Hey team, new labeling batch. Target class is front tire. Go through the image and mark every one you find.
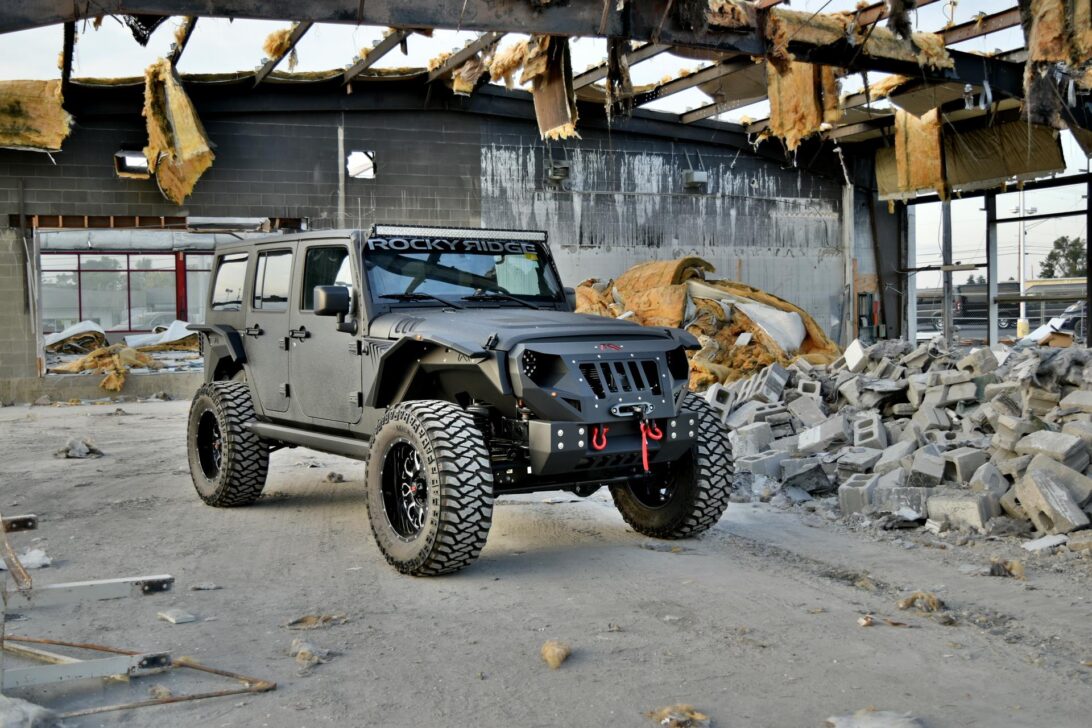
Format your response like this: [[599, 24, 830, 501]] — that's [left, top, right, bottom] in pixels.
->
[[610, 393, 731, 539], [187, 381, 269, 507], [365, 400, 494, 575]]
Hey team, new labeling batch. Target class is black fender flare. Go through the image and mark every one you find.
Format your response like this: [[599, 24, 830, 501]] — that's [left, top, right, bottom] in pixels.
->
[[188, 324, 247, 379], [366, 335, 488, 409]]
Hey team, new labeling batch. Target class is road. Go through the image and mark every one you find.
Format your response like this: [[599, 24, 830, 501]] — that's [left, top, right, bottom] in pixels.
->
[[1, 400, 1089, 727]]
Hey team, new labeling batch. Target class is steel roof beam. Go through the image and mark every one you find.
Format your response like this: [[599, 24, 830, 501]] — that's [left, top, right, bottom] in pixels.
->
[[425, 31, 503, 83], [343, 28, 410, 85], [254, 20, 313, 86], [573, 42, 669, 90]]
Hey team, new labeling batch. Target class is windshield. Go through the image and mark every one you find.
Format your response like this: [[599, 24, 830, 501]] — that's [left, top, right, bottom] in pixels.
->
[[363, 238, 564, 305]]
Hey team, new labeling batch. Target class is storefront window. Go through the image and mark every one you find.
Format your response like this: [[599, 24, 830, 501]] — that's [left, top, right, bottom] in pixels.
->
[[40, 252, 184, 333]]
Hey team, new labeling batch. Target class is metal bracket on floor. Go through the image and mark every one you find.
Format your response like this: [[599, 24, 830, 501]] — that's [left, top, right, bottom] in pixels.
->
[[1, 511, 175, 691]]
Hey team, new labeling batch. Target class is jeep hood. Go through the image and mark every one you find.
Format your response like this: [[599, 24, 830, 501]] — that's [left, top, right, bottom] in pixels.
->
[[369, 307, 694, 354]]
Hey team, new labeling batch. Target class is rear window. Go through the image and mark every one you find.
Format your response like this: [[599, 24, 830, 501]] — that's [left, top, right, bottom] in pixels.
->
[[210, 253, 248, 311], [253, 250, 293, 311]]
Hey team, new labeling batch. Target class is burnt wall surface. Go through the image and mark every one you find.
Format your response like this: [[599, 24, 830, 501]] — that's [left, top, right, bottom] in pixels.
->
[[0, 82, 850, 376]]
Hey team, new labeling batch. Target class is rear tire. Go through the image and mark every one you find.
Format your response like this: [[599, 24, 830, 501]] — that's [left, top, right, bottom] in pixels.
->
[[365, 400, 494, 575], [187, 381, 269, 507], [610, 393, 731, 539]]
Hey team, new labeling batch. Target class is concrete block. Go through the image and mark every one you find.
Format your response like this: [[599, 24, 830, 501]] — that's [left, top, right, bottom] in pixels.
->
[[874, 440, 917, 475], [911, 405, 950, 432], [984, 381, 1020, 401], [797, 414, 849, 455], [992, 414, 1040, 451], [991, 393, 1023, 418], [889, 403, 916, 417], [922, 430, 959, 449], [999, 485, 1027, 520], [956, 348, 999, 375], [942, 381, 977, 405], [1061, 390, 1092, 414], [724, 401, 762, 429], [938, 369, 974, 385], [969, 462, 1009, 498], [907, 450, 945, 488], [838, 473, 879, 515], [703, 383, 735, 424], [907, 374, 930, 408], [922, 385, 947, 406], [1016, 468, 1091, 534], [736, 450, 788, 479], [927, 491, 998, 531], [1014, 430, 1088, 471], [746, 363, 789, 404], [791, 357, 815, 374], [1024, 454, 1092, 508], [796, 379, 821, 398], [769, 435, 800, 453], [837, 376, 863, 407], [1024, 387, 1060, 417], [996, 453, 1032, 479], [869, 357, 895, 379], [1061, 420, 1092, 448], [872, 484, 932, 515], [844, 339, 869, 373], [943, 446, 989, 483], [972, 374, 999, 400], [781, 457, 832, 493], [852, 412, 887, 449], [729, 422, 773, 458], [837, 447, 883, 474], [899, 343, 931, 370], [898, 422, 925, 446], [788, 395, 826, 428]]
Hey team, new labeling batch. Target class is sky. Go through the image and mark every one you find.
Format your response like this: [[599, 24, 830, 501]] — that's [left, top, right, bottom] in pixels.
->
[[0, 0, 1087, 290]]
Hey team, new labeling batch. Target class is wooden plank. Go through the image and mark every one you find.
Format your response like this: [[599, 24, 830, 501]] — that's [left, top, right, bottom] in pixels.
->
[[343, 29, 410, 84], [253, 20, 314, 86], [426, 31, 504, 83], [573, 42, 669, 90]]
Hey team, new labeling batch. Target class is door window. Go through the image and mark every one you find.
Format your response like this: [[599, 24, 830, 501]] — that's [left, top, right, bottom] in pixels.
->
[[253, 250, 293, 311], [301, 247, 352, 310], [210, 253, 248, 311]]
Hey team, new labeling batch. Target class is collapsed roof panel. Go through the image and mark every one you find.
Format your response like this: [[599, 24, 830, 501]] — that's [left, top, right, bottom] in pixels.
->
[[0, 79, 71, 152]]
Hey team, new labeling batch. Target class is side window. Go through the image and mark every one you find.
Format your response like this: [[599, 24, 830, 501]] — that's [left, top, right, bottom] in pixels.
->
[[301, 246, 352, 310], [252, 250, 293, 311], [210, 253, 248, 311]]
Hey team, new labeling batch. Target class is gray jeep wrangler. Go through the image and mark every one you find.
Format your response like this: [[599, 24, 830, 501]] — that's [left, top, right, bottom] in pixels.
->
[[187, 225, 731, 575]]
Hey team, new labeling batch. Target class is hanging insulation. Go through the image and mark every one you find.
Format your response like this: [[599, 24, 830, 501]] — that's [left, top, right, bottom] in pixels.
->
[[263, 25, 299, 70], [1025, 0, 1070, 63], [489, 39, 530, 88], [0, 79, 73, 152], [142, 58, 215, 205], [767, 61, 828, 151], [894, 108, 945, 198], [451, 54, 486, 96]]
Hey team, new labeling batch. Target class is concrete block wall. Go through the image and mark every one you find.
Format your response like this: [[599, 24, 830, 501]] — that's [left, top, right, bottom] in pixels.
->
[[0, 227, 38, 380]]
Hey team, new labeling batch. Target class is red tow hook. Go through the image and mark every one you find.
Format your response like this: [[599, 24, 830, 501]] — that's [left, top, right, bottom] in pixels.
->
[[591, 425, 609, 451], [639, 419, 663, 472]]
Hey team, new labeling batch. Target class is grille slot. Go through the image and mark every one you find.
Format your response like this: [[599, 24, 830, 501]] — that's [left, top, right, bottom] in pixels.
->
[[580, 359, 663, 399]]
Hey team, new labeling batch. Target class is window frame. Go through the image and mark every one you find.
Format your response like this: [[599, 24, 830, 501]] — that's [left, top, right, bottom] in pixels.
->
[[39, 250, 182, 333], [299, 244, 353, 312], [251, 249, 294, 313], [209, 252, 250, 313]]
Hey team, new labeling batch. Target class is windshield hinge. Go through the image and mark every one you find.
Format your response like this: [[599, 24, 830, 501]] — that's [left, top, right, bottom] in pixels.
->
[[482, 332, 499, 350]]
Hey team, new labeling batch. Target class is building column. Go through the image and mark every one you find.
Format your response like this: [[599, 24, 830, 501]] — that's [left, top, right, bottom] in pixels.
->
[[985, 192, 999, 347], [941, 200, 954, 348]]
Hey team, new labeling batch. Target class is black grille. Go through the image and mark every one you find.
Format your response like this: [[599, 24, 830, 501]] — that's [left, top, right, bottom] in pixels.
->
[[579, 359, 662, 399]]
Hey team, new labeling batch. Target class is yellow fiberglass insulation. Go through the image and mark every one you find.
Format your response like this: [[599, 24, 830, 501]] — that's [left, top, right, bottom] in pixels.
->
[[705, 0, 751, 29], [0, 79, 73, 152], [489, 39, 530, 88], [767, 61, 825, 152], [1026, 0, 1070, 63], [894, 108, 944, 198], [142, 59, 215, 205], [452, 54, 487, 95]]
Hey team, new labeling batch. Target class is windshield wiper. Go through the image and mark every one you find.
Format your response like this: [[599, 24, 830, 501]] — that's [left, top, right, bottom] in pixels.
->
[[380, 293, 462, 309], [461, 290, 540, 310]]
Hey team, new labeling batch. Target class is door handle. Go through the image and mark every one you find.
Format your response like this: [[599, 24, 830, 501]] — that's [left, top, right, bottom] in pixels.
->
[[289, 327, 310, 340], [244, 325, 263, 337]]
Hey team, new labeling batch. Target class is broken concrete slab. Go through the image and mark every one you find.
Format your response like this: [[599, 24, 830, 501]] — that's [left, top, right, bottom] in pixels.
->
[[1024, 454, 1092, 508], [969, 462, 1009, 498], [1016, 467, 1091, 534], [788, 394, 826, 427], [1060, 389, 1092, 414], [956, 348, 999, 375], [797, 414, 849, 455], [1014, 430, 1089, 471], [927, 491, 998, 532], [911, 405, 949, 432], [1021, 534, 1069, 552], [874, 440, 917, 475]]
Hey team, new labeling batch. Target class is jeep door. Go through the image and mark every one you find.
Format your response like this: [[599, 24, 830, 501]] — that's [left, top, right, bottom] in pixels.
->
[[245, 244, 296, 413], [289, 241, 363, 424]]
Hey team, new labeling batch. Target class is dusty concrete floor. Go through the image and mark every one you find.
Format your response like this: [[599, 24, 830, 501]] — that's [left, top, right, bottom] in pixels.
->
[[1, 400, 1089, 727]]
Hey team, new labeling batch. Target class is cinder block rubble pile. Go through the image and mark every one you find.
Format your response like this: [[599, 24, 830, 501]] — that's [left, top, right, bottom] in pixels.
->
[[706, 339, 1092, 550]]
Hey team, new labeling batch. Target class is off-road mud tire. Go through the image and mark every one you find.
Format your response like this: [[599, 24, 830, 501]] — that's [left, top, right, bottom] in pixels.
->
[[187, 381, 269, 507], [365, 400, 494, 576], [610, 393, 731, 539]]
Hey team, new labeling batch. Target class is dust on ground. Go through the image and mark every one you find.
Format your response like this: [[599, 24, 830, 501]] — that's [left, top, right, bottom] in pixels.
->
[[0, 401, 1088, 727]]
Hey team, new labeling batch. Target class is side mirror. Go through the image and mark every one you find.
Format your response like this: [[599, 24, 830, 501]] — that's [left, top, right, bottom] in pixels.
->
[[563, 286, 577, 312], [314, 285, 350, 317]]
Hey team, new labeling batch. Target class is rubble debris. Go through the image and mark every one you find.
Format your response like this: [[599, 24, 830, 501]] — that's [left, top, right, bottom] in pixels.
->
[[0, 547, 52, 570], [289, 638, 331, 670], [575, 257, 839, 389], [148, 684, 173, 700], [189, 582, 222, 591], [157, 608, 197, 624], [824, 709, 926, 728], [143, 58, 215, 204], [285, 613, 349, 630], [1022, 533, 1069, 552], [897, 591, 944, 613], [646, 704, 710, 728], [0, 79, 73, 152], [540, 640, 572, 669], [49, 342, 164, 392], [0, 695, 60, 728], [43, 320, 108, 354], [54, 436, 103, 459]]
